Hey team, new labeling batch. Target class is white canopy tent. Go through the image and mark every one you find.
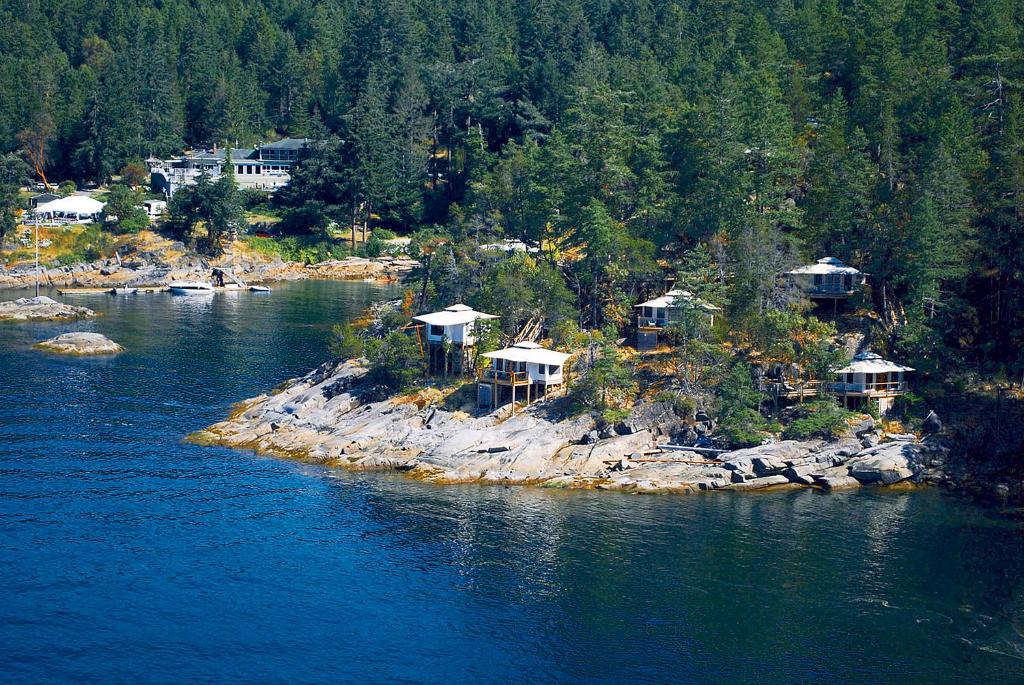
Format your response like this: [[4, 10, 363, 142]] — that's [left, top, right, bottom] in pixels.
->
[[32, 196, 105, 224]]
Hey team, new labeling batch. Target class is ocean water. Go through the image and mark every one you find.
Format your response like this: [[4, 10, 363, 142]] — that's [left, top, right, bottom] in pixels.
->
[[0, 281, 1022, 684]]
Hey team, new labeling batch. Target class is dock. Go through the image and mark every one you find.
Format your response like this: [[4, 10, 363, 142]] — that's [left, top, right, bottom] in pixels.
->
[[58, 286, 167, 295]]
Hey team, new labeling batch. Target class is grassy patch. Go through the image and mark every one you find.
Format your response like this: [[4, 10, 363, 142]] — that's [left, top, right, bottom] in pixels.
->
[[242, 234, 351, 263]]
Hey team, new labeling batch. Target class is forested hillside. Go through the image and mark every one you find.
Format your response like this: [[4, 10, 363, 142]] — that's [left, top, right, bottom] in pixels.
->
[[2, 0, 1023, 378]]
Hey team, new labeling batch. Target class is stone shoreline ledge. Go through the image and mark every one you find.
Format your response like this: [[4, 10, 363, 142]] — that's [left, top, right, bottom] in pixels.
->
[[192, 359, 950, 495]]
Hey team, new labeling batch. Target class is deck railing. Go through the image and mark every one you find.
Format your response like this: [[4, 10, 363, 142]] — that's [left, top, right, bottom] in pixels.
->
[[833, 380, 908, 394], [478, 369, 530, 384]]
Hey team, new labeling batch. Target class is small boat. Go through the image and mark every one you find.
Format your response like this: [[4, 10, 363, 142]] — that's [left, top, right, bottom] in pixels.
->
[[109, 287, 138, 295], [168, 280, 215, 295], [249, 284, 272, 292]]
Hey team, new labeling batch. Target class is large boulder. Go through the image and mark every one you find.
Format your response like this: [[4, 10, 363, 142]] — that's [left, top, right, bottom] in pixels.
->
[[847, 442, 918, 484], [0, 296, 95, 322], [34, 332, 123, 355], [921, 410, 942, 434]]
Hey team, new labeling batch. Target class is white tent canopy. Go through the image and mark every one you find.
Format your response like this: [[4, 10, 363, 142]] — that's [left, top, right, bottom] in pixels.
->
[[33, 195, 105, 217], [786, 257, 863, 276], [482, 341, 570, 367], [834, 351, 914, 375]]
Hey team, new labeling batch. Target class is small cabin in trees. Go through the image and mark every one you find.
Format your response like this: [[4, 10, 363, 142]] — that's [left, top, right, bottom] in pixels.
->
[[833, 352, 913, 415], [634, 289, 720, 350], [785, 258, 865, 302], [411, 304, 498, 375], [477, 342, 570, 412]]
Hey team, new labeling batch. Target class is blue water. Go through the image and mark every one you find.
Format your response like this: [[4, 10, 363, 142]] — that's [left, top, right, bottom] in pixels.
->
[[1, 282, 1022, 684]]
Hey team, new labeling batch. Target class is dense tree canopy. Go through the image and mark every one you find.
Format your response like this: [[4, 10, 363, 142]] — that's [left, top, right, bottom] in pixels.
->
[[4, 0, 1024, 374]]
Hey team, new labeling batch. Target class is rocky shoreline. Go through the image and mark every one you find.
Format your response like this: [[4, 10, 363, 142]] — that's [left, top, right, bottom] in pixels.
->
[[192, 359, 952, 495], [0, 244, 418, 291]]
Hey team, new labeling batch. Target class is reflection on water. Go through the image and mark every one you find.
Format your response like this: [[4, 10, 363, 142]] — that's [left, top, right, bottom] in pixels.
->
[[0, 281, 1021, 684]]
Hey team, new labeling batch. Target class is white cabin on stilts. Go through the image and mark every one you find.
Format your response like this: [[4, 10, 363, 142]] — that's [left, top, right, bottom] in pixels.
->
[[478, 342, 570, 412], [411, 304, 498, 375], [786, 258, 866, 307], [634, 289, 720, 351], [832, 352, 913, 415]]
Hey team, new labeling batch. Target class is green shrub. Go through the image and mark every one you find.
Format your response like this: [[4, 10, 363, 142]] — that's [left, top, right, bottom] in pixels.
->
[[782, 400, 854, 440], [653, 390, 696, 419], [719, 408, 773, 447], [364, 331, 424, 392], [329, 323, 364, 359], [372, 227, 397, 240], [244, 235, 350, 263]]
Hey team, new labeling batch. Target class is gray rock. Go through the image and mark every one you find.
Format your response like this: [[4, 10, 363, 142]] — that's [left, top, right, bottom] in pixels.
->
[[728, 474, 791, 490], [922, 410, 942, 434], [854, 417, 876, 436], [818, 475, 861, 490], [861, 432, 881, 448], [33, 332, 123, 355], [599, 425, 618, 440], [848, 443, 917, 484]]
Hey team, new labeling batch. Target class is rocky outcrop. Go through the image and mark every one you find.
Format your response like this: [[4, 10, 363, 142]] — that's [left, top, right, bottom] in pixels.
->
[[0, 253, 419, 291], [33, 332, 123, 355], [0, 296, 95, 322], [194, 360, 945, 495]]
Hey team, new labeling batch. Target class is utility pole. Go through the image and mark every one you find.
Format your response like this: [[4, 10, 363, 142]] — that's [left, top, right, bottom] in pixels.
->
[[34, 214, 40, 297]]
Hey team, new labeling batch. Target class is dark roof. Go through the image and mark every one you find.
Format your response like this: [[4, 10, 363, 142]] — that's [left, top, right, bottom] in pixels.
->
[[261, 137, 309, 150], [31, 193, 60, 203]]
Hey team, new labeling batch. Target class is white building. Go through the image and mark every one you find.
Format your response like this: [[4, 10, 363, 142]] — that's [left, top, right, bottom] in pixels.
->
[[142, 199, 167, 220], [148, 138, 310, 198], [31, 196, 105, 225], [634, 289, 720, 350], [786, 257, 866, 301], [412, 304, 498, 374], [832, 352, 913, 415], [478, 341, 571, 411]]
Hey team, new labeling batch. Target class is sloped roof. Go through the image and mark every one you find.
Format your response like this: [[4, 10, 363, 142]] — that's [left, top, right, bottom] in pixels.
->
[[262, 137, 309, 150], [412, 304, 498, 327], [635, 289, 721, 312], [482, 341, 570, 366], [787, 257, 862, 276], [834, 352, 914, 374], [34, 196, 105, 215]]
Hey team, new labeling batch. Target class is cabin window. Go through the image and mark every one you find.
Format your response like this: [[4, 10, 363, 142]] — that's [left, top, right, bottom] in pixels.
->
[[844, 275, 853, 290], [642, 306, 653, 318], [813, 274, 823, 286], [516, 361, 527, 373], [429, 325, 444, 337], [548, 365, 559, 375], [846, 372, 854, 384]]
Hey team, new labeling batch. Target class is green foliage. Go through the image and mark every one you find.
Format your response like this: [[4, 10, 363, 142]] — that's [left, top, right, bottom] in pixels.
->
[[2, 0, 1023, 377], [782, 400, 855, 440], [364, 331, 424, 392], [329, 323, 364, 360], [0, 154, 29, 242], [58, 181, 77, 196], [716, 362, 773, 448], [571, 340, 636, 412], [55, 225, 114, 265], [653, 391, 697, 420], [102, 184, 148, 234], [244, 235, 350, 263], [168, 173, 245, 255]]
